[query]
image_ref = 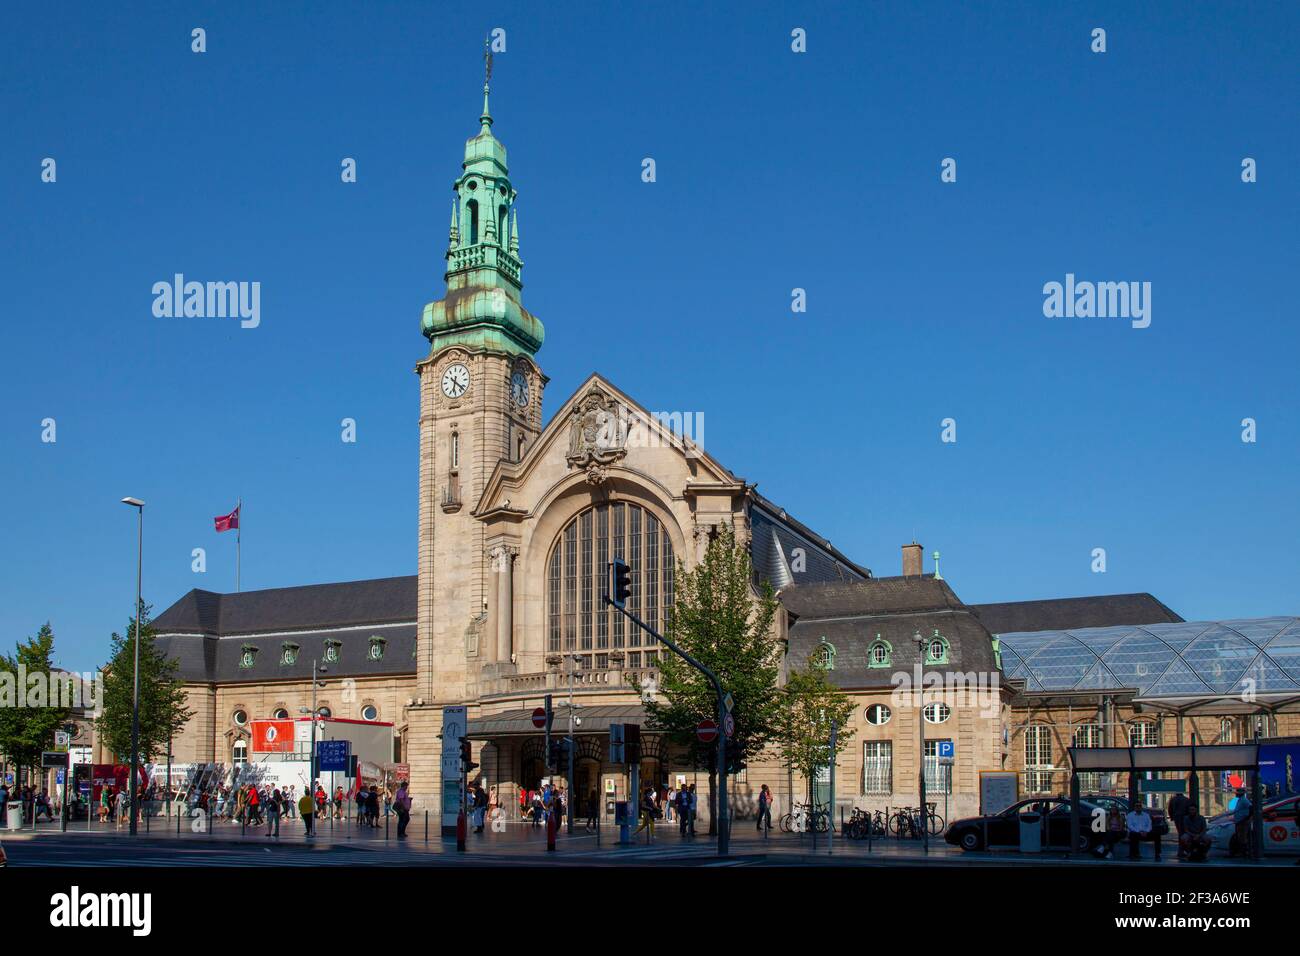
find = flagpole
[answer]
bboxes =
[236,497,241,593]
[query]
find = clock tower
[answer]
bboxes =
[413,58,546,717]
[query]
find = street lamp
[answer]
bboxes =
[912,630,928,852]
[300,662,328,798]
[121,497,144,836]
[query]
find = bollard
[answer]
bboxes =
[177,807,182,834]
[424,810,428,843]
[457,809,467,852]
[385,811,390,840]
[547,809,557,852]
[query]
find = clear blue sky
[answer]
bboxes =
[3,2,1297,672]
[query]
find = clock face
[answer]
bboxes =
[511,370,530,407]
[441,363,470,398]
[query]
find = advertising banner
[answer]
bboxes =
[250,719,296,753]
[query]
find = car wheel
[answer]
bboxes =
[960,829,983,851]
[1076,832,1093,852]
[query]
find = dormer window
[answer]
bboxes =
[811,639,836,671]
[868,635,893,669]
[925,630,951,665]
[281,642,300,666]
[239,644,258,668]
[367,636,387,661]
[323,639,342,664]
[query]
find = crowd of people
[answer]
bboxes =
[0,783,59,826]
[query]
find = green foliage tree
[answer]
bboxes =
[638,523,781,833]
[0,623,71,777]
[775,658,858,809]
[96,608,193,764]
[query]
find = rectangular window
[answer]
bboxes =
[580,510,593,652]
[596,505,609,650]
[923,739,953,794]
[612,503,625,649]
[645,513,660,634]
[563,523,577,652]
[1024,725,1053,794]
[628,506,642,647]
[863,741,893,794]
[547,550,561,654]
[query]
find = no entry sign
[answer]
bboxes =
[531,707,548,729]
[697,719,718,743]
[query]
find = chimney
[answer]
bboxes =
[901,542,923,577]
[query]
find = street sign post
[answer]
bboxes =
[609,723,625,764]
[697,719,718,744]
[531,707,547,729]
[723,714,735,739]
[316,740,350,772]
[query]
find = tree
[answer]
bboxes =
[0,623,71,779]
[774,657,858,813]
[96,608,193,764]
[637,523,781,833]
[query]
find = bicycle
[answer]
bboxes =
[779,801,831,833]
[889,803,945,837]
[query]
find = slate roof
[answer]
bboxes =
[749,495,870,589]
[783,576,1001,689]
[152,576,417,636]
[152,576,418,684]
[971,593,1182,635]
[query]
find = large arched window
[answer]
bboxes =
[547,502,675,670]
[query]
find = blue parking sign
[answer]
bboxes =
[937,740,955,760]
[317,740,350,772]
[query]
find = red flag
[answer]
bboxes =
[214,505,240,533]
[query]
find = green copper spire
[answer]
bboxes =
[420,48,543,358]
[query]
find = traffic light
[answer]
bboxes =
[625,723,641,765]
[548,738,570,769]
[459,736,478,775]
[607,559,632,608]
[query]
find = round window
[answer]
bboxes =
[923,702,951,724]
[361,704,378,721]
[317,706,331,719]
[865,703,892,726]
[233,709,248,726]
[273,708,288,720]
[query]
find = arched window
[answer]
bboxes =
[868,635,892,668]
[466,199,479,244]
[925,630,950,664]
[1219,717,1237,744]
[451,431,460,469]
[273,708,289,720]
[547,502,675,670]
[232,739,247,767]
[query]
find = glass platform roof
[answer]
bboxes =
[997,618,1300,699]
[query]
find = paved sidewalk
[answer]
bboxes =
[4,814,1285,867]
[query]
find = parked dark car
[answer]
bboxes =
[945,797,1105,852]
[1083,794,1170,836]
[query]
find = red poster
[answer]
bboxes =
[251,719,295,753]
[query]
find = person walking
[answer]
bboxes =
[470,782,487,833]
[266,788,281,837]
[298,790,316,837]
[756,784,773,833]
[687,784,698,837]
[635,786,659,841]
[585,787,600,832]
[677,786,691,836]
[394,780,412,838]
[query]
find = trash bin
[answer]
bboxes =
[4,803,21,831]
[1019,812,1042,853]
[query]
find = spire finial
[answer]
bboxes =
[480,35,493,131]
